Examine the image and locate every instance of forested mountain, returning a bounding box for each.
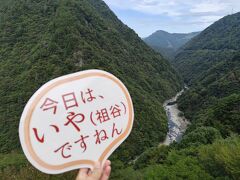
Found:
[174,12,240,84]
[107,12,240,180]
[1,0,239,179]
[170,12,240,179]
[143,30,199,60]
[173,12,240,137]
[111,12,240,180]
[0,0,182,177]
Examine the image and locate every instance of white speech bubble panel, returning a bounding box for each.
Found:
[19,69,134,174]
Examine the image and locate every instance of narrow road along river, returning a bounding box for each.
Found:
[161,88,190,145]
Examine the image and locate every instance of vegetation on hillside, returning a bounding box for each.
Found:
[0,0,239,179]
[174,12,240,84]
[176,24,240,139]
[0,0,182,172]
[164,12,240,180]
[1,132,239,179]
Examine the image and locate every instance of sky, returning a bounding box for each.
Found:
[103,0,240,37]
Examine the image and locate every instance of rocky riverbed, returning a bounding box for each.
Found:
[161,89,190,145]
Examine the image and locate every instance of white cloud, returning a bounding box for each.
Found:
[104,0,185,16]
[104,0,240,16]
[103,0,240,37]
[200,15,224,23]
[191,2,225,13]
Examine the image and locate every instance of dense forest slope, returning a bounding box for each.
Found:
[174,12,240,138]
[143,30,199,60]
[1,0,239,179]
[174,12,240,84]
[156,13,240,180]
[0,0,182,166]
[106,13,240,180]
[104,12,239,180]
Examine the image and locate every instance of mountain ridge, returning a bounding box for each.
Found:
[174,12,240,84]
[143,30,200,60]
[174,12,240,138]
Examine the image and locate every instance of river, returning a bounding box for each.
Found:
[132,88,190,164]
[161,88,190,145]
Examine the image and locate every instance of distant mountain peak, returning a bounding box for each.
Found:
[155,30,169,34]
[143,30,200,60]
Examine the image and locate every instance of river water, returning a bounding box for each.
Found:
[161,89,190,145]
[132,89,190,164]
